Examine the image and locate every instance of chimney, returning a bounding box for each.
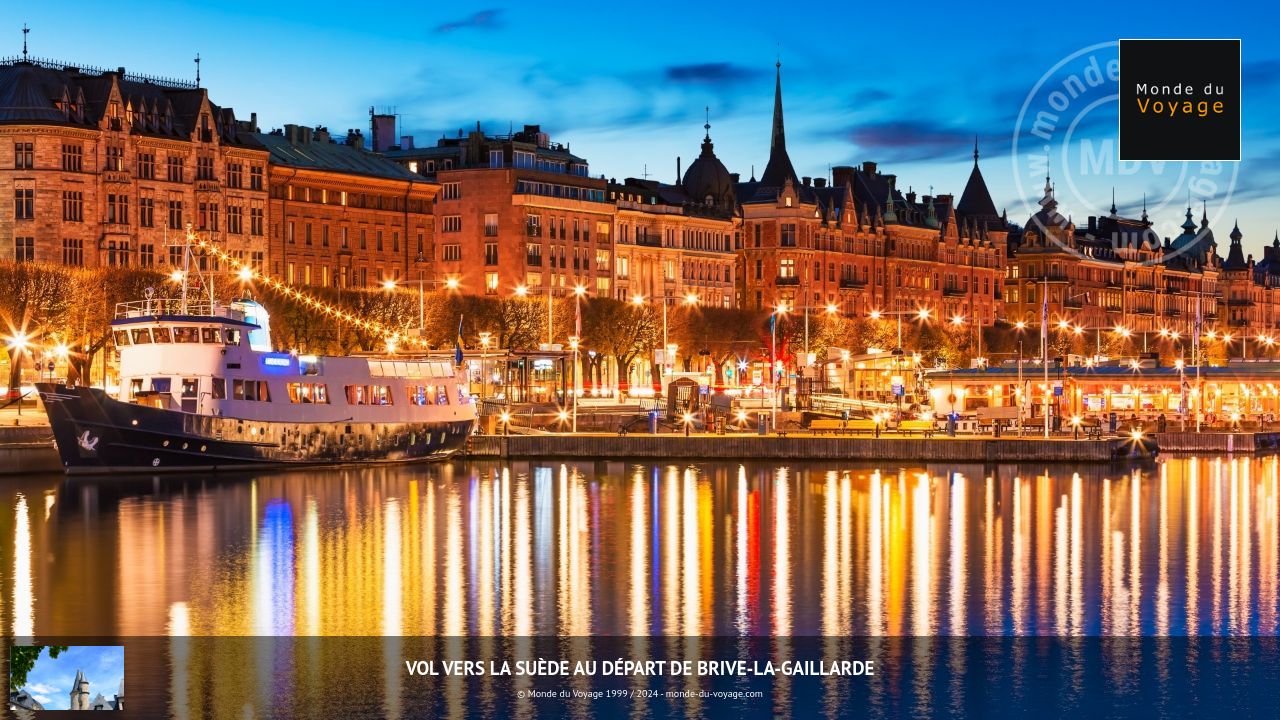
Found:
[802,176,811,187]
[730,173,740,183]
[250,112,258,132]
[283,123,300,143]
[1088,216,1097,233]
[906,189,917,204]
[400,135,414,150]
[832,166,854,188]
[371,112,396,152]
[676,156,681,185]
[346,128,364,148]
[814,178,827,188]
[862,161,878,175]
[313,126,330,143]
[117,66,126,75]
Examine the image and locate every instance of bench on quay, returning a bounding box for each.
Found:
[897,419,936,437]
[808,418,881,435]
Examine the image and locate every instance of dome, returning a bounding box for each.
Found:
[682,127,735,210]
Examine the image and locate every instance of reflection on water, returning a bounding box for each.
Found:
[2,457,1280,639]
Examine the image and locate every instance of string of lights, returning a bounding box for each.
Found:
[191,239,431,351]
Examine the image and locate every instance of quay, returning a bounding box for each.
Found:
[466,433,1144,463]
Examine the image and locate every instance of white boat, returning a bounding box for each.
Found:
[39,257,474,474]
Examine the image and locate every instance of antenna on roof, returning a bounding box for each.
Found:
[21,23,30,60]
[642,163,650,180]
[194,53,200,87]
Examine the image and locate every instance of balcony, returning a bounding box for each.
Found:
[636,236,662,248]
[526,225,542,237]
[776,276,800,286]
[103,170,130,184]
[1228,298,1254,307]
[1135,307,1155,315]
[942,287,966,297]
[1164,308,1181,317]
[196,180,220,193]
[838,277,866,289]
[526,256,542,267]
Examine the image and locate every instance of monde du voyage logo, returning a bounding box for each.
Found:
[1119,39,1241,161]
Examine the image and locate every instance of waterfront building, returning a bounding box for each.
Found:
[249,124,437,290]
[734,64,1008,329]
[608,115,740,309]
[0,56,269,269]
[1006,181,1223,345]
[384,124,612,299]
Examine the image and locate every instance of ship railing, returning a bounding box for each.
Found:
[114,299,244,321]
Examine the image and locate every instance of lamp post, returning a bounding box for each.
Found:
[868,307,931,355]
[478,331,492,405]
[570,285,586,433]
[771,302,789,418]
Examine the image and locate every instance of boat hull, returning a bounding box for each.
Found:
[37,384,474,475]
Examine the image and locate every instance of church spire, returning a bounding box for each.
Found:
[957,136,999,221]
[759,60,798,188]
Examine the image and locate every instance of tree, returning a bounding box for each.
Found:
[0,263,74,392]
[9,645,67,690]
[62,267,167,385]
[670,305,766,385]
[581,297,658,391]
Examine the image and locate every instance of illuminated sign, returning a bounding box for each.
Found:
[262,355,292,368]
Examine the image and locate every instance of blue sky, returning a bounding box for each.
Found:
[16,645,124,710]
[14,1,1280,254]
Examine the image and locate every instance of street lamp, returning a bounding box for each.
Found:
[478,331,492,405]
[771,302,789,419]
[569,334,580,433]
[237,266,254,282]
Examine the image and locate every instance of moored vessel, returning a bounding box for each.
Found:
[39,268,474,474]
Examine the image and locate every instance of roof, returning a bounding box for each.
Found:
[249,127,424,182]
[758,63,798,189]
[956,145,999,220]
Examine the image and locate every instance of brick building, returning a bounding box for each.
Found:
[384,124,612,298]
[735,64,1007,330]
[608,118,740,309]
[250,124,437,290]
[0,57,268,269]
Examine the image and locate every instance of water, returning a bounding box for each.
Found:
[3,457,1279,717]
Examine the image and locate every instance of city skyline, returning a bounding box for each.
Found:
[12,1,1280,254]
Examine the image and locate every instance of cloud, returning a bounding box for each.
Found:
[434,9,503,33]
[1244,59,1280,89]
[26,683,58,695]
[664,63,762,85]
[847,120,984,162]
[32,694,51,705]
[849,88,891,105]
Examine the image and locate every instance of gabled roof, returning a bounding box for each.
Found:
[758,62,798,189]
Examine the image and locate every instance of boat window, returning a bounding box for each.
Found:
[407,385,430,406]
[287,382,329,404]
[181,378,199,398]
[174,327,199,343]
[345,384,393,405]
[152,377,172,393]
[128,378,143,399]
[436,385,450,405]
[113,330,130,347]
[131,328,153,344]
[201,327,221,343]
[232,379,271,402]
[212,378,226,399]
[152,327,173,343]
[299,356,319,375]
[224,329,241,346]
[457,386,470,405]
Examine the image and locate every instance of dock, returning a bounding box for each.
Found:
[466,434,1144,463]
[1157,431,1280,453]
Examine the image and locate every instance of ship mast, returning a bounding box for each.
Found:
[176,223,215,314]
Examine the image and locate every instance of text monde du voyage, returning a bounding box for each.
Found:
[1134,82,1228,117]
[405,659,875,677]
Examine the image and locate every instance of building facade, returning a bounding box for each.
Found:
[251,124,437,290]
[385,124,613,299]
[734,65,1008,330]
[0,58,268,270]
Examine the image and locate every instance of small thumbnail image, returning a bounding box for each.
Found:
[9,645,124,711]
